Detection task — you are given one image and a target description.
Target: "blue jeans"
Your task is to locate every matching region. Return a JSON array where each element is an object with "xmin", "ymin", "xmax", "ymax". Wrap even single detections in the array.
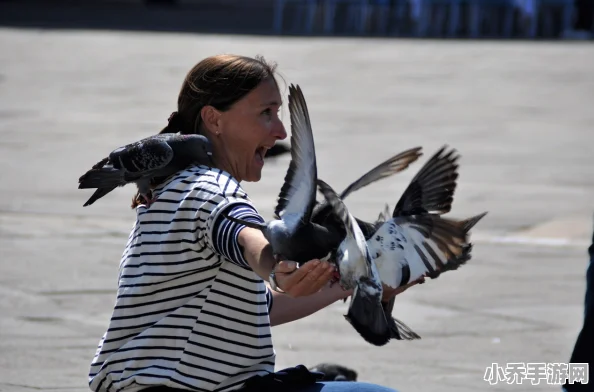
[
  {"xmin": 236, "ymin": 365, "xmax": 397, "ymax": 392},
  {"xmin": 294, "ymin": 382, "xmax": 396, "ymax": 392}
]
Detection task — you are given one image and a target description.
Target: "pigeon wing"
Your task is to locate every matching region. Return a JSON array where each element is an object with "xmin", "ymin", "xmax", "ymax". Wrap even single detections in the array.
[
  {"xmin": 307, "ymin": 148, "xmax": 421, "ymax": 225},
  {"xmin": 109, "ymin": 136, "xmax": 174, "ymax": 175},
  {"xmin": 274, "ymin": 84, "xmax": 318, "ymax": 228},
  {"xmin": 393, "ymin": 145, "xmax": 460, "ymax": 217},
  {"xmin": 339, "ymin": 147, "xmax": 423, "ymax": 199},
  {"xmin": 372, "ymin": 215, "xmax": 468, "ymax": 288}
]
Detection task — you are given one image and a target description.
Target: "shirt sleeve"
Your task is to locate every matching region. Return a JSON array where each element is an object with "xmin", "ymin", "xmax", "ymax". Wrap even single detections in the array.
[{"xmin": 208, "ymin": 201, "xmax": 266, "ymax": 269}]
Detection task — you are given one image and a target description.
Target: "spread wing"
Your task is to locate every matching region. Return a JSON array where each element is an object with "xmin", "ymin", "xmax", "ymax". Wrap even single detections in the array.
[
  {"xmin": 273, "ymin": 84, "xmax": 318, "ymax": 229},
  {"xmin": 393, "ymin": 145, "xmax": 459, "ymax": 217},
  {"xmin": 339, "ymin": 147, "xmax": 422, "ymax": 199}
]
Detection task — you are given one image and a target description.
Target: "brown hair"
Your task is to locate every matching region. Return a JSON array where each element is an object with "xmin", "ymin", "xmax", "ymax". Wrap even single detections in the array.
[
  {"xmin": 162, "ymin": 54, "xmax": 279, "ymax": 136},
  {"xmin": 131, "ymin": 54, "xmax": 279, "ymax": 208}
]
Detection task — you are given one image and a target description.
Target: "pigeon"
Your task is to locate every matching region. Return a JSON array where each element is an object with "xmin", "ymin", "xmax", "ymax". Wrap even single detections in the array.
[
  {"xmin": 317, "ymin": 178, "xmax": 421, "ymax": 346},
  {"xmin": 346, "ymin": 147, "xmax": 486, "ymax": 345},
  {"xmin": 78, "ymin": 133, "xmax": 213, "ymax": 207},
  {"xmin": 223, "ymin": 84, "xmax": 422, "ymax": 264},
  {"xmin": 327, "ymin": 145, "xmax": 462, "ymax": 292},
  {"xmin": 317, "ymin": 144, "xmax": 483, "ymax": 347},
  {"xmin": 369, "ymin": 144, "xmax": 487, "ymax": 290},
  {"xmin": 308, "ymin": 363, "xmax": 358, "ymax": 382},
  {"xmin": 320, "ymin": 144, "xmax": 463, "ymax": 291}
]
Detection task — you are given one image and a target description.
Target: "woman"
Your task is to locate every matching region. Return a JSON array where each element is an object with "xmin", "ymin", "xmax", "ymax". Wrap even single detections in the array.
[{"xmin": 89, "ymin": 54, "xmax": 417, "ymax": 392}]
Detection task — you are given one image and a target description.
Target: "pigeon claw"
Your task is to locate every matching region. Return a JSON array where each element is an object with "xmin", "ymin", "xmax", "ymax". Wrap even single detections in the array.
[{"xmin": 140, "ymin": 192, "xmax": 158, "ymax": 208}]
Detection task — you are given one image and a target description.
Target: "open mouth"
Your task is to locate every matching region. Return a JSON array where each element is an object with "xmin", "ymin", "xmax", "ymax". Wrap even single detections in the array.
[{"xmin": 255, "ymin": 147, "xmax": 268, "ymax": 164}]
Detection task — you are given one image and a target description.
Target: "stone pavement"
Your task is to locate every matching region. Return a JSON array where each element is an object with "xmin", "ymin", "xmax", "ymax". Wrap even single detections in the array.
[{"xmin": 0, "ymin": 27, "xmax": 593, "ymax": 392}]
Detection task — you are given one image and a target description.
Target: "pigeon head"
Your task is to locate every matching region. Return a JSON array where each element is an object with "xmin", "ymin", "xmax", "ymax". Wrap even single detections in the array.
[{"xmin": 182, "ymin": 134, "xmax": 213, "ymax": 164}]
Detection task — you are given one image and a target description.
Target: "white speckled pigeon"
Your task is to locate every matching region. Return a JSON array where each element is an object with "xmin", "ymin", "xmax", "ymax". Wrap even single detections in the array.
[
  {"xmin": 316, "ymin": 143, "xmax": 490, "ymax": 346},
  {"xmin": 316, "ymin": 178, "xmax": 423, "ymax": 347},
  {"xmin": 78, "ymin": 133, "xmax": 213, "ymax": 207}
]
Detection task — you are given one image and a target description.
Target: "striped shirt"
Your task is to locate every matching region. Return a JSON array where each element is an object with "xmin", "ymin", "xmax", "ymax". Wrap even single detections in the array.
[{"xmin": 89, "ymin": 165, "xmax": 275, "ymax": 392}]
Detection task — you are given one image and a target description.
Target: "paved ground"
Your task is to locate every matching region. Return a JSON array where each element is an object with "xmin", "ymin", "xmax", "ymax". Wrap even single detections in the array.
[{"xmin": 0, "ymin": 26, "xmax": 593, "ymax": 392}]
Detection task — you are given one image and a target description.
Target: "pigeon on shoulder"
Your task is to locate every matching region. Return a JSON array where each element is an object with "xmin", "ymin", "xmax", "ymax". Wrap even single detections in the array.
[{"xmin": 78, "ymin": 133, "xmax": 213, "ymax": 207}]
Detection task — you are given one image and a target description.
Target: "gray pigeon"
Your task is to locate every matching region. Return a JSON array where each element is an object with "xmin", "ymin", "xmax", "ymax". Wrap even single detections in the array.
[
  {"xmin": 78, "ymin": 133, "xmax": 213, "ymax": 207},
  {"xmin": 308, "ymin": 363, "xmax": 358, "ymax": 382},
  {"xmin": 223, "ymin": 84, "xmax": 421, "ymax": 264}
]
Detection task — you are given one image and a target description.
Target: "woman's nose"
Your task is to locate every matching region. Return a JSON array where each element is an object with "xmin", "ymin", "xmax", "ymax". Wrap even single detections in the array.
[{"xmin": 272, "ymin": 120, "xmax": 287, "ymax": 140}]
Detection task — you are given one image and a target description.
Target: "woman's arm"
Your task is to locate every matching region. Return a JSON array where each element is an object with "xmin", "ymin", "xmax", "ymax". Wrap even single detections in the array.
[
  {"xmin": 269, "ymin": 283, "xmax": 352, "ymax": 326},
  {"xmin": 236, "ymin": 225, "xmax": 279, "ymax": 281}
]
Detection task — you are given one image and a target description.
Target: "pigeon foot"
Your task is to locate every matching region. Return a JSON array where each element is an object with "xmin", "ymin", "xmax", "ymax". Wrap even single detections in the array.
[{"xmin": 140, "ymin": 192, "xmax": 158, "ymax": 207}]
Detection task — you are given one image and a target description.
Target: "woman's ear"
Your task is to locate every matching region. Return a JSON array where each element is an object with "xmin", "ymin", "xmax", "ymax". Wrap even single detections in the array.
[{"xmin": 200, "ymin": 105, "xmax": 222, "ymax": 136}]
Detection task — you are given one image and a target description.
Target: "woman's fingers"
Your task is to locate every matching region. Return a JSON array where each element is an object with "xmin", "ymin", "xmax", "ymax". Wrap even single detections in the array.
[
  {"xmin": 275, "ymin": 259, "xmax": 335, "ymax": 297},
  {"xmin": 274, "ymin": 260, "xmax": 299, "ymax": 274}
]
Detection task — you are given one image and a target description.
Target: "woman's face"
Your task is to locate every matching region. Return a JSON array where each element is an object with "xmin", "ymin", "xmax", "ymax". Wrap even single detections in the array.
[{"xmin": 214, "ymin": 78, "xmax": 287, "ymax": 182}]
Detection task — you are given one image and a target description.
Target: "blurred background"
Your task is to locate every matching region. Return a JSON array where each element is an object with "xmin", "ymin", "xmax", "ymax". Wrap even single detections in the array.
[
  {"xmin": 0, "ymin": 0, "xmax": 593, "ymax": 391},
  {"xmin": 0, "ymin": 0, "xmax": 592, "ymax": 39}
]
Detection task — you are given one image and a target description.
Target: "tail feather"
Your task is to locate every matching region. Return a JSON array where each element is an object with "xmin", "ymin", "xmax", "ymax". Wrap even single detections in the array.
[
  {"xmin": 83, "ymin": 186, "xmax": 118, "ymax": 207},
  {"xmin": 78, "ymin": 167, "xmax": 126, "ymax": 189},
  {"xmin": 460, "ymin": 211, "xmax": 488, "ymax": 233},
  {"xmin": 393, "ymin": 145, "xmax": 460, "ymax": 217},
  {"xmin": 346, "ymin": 290, "xmax": 421, "ymax": 344},
  {"xmin": 389, "ymin": 316, "xmax": 421, "ymax": 340},
  {"xmin": 382, "ymin": 297, "xmax": 421, "ymax": 340},
  {"xmin": 423, "ymin": 213, "xmax": 487, "ymax": 279},
  {"xmin": 391, "ymin": 214, "xmax": 470, "ymax": 281},
  {"xmin": 345, "ymin": 280, "xmax": 392, "ymax": 346}
]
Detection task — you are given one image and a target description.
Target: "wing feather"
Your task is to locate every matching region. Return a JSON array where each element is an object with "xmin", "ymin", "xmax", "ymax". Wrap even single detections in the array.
[
  {"xmin": 274, "ymin": 85, "xmax": 317, "ymax": 229},
  {"xmin": 110, "ymin": 137, "xmax": 174, "ymax": 174}
]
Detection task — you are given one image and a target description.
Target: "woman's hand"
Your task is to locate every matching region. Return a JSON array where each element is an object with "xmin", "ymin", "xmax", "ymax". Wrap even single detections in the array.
[
  {"xmin": 381, "ymin": 276, "xmax": 425, "ymax": 302},
  {"xmin": 274, "ymin": 259, "xmax": 337, "ymax": 298}
]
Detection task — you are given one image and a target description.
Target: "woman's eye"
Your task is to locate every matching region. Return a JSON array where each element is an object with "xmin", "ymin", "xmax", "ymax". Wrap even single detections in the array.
[{"xmin": 262, "ymin": 108, "xmax": 271, "ymax": 116}]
